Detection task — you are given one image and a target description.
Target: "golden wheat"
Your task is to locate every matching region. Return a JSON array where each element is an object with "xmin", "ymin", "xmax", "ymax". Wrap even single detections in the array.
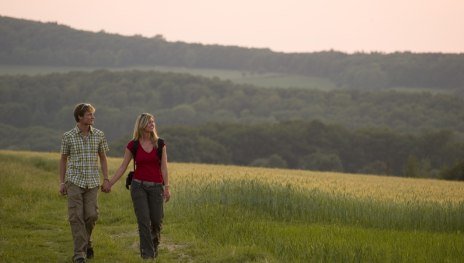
[
  {"xmin": 3, "ymin": 150, "xmax": 463, "ymax": 204},
  {"xmin": 170, "ymin": 163, "xmax": 464, "ymax": 204}
]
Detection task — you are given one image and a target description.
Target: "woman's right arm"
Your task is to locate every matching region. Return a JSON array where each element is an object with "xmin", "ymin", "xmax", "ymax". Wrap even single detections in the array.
[{"xmin": 108, "ymin": 148, "xmax": 133, "ymax": 188}]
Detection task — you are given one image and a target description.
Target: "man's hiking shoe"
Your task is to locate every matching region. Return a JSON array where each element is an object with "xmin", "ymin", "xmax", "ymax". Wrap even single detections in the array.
[
  {"xmin": 73, "ymin": 257, "xmax": 86, "ymax": 263},
  {"xmin": 86, "ymin": 247, "xmax": 94, "ymax": 259}
]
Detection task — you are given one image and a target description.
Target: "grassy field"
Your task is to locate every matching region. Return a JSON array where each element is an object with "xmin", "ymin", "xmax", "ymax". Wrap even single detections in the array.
[
  {"xmin": 1, "ymin": 65, "xmax": 452, "ymax": 94},
  {"xmin": 0, "ymin": 64, "xmax": 336, "ymax": 91},
  {"xmin": 1, "ymin": 150, "xmax": 463, "ymax": 262}
]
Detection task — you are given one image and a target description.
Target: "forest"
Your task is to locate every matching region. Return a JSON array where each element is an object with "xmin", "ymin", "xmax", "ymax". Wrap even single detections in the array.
[
  {"xmin": 1, "ymin": 70, "xmax": 463, "ymax": 180},
  {"xmin": 1, "ymin": 15, "xmax": 464, "ymax": 180},
  {"xmin": 1, "ymin": 15, "xmax": 464, "ymax": 92}
]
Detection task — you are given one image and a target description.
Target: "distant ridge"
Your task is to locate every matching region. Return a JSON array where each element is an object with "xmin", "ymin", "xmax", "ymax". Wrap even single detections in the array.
[{"xmin": 1, "ymin": 15, "xmax": 464, "ymax": 90}]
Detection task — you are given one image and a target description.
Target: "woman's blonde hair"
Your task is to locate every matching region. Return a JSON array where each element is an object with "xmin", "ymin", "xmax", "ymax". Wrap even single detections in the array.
[{"xmin": 132, "ymin": 113, "xmax": 159, "ymax": 145}]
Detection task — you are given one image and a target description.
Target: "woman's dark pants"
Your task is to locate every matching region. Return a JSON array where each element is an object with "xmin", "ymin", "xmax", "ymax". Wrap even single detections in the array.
[{"xmin": 130, "ymin": 180, "xmax": 164, "ymax": 259}]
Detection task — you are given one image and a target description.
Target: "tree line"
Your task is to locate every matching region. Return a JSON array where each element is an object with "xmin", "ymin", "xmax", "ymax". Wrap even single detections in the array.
[
  {"xmin": 1, "ymin": 70, "xmax": 464, "ymax": 141},
  {"xmin": 1, "ymin": 16, "xmax": 464, "ymax": 92},
  {"xmin": 108, "ymin": 121, "xmax": 462, "ymax": 180},
  {"xmin": 1, "ymin": 70, "xmax": 464, "ymax": 179}
]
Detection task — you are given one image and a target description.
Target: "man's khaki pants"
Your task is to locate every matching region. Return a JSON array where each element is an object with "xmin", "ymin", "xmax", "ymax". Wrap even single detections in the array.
[{"xmin": 67, "ymin": 182, "xmax": 99, "ymax": 260}]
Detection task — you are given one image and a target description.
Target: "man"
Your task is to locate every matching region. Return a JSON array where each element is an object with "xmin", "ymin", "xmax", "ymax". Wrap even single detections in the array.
[{"xmin": 59, "ymin": 103, "xmax": 110, "ymax": 263}]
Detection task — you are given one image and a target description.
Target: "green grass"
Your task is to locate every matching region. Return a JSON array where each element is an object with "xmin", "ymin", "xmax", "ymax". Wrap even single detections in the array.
[
  {"xmin": 1, "ymin": 150, "xmax": 463, "ymax": 262},
  {"xmin": 0, "ymin": 64, "xmax": 336, "ymax": 90},
  {"xmin": 389, "ymin": 86, "xmax": 453, "ymax": 95},
  {"xmin": 2, "ymin": 65, "xmax": 451, "ymax": 93},
  {"xmin": 170, "ymin": 178, "xmax": 463, "ymax": 262}
]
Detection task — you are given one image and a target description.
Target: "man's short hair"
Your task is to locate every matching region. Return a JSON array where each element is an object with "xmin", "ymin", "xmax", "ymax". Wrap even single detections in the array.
[{"xmin": 73, "ymin": 103, "xmax": 95, "ymax": 122}]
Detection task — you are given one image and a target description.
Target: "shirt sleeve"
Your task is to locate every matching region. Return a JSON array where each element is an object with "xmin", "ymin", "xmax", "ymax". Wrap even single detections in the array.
[
  {"xmin": 60, "ymin": 134, "xmax": 70, "ymax": 155},
  {"xmin": 126, "ymin": 140, "xmax": 134, "ymax": 153},
  {"xmin": 98, "ymin": 132, "xmax": 110, "ymax": 153}
]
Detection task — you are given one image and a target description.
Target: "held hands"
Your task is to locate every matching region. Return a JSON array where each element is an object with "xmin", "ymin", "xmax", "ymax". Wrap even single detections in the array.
[{"xmin": 101, "ymin": 179, "xmax": 112, "ymax": 193}]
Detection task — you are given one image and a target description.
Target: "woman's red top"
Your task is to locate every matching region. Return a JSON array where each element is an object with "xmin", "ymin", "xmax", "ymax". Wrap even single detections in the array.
[{"xmin": 127, "ymin": 140, "xmax": 163, "ymax": 183}]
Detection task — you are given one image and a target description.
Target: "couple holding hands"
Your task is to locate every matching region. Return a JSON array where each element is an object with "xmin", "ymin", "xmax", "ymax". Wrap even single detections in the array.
[{"xmin": 60, "ymin": 103, "xmax": 170, "ymax": 262}]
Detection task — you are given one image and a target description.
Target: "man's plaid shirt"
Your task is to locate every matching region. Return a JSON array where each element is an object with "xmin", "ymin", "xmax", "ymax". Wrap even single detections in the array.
[{"xmin": 60, "ymin": 126, "xmax": 109, "ymax": 188}]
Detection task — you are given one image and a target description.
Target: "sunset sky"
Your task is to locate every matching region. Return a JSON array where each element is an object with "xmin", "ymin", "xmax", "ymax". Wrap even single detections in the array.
[{"xmin": 1, "ymin": 0, "xmax": 463, "ymax": 53}]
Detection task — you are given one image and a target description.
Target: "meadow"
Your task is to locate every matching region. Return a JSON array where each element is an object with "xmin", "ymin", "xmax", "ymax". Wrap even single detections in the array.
[
  {"xmin": 1, "ymin": 65, "xmax": 449, "ymax": 95},
  {"xmin": 0, "ymin": 64, "xmax": 336, "ymax": 91},
  {"xmin": 0, "ymin": 150, "xmax": 463, "ymax": 262}
]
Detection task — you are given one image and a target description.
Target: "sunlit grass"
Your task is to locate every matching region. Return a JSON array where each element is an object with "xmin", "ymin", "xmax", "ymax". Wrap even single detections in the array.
[
  {"xmin": 170, "ymin": 162, "xmax": 464, "ymax": 204},
  {"xmin": 1, "ymin": 150, "xmax": 463, "ymax": 262}
]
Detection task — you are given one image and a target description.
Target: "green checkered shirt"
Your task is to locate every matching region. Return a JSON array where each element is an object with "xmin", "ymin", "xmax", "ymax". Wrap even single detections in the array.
[{"xmin": 60, "ymin": 126, "xmax": 109, "ymax": 189}]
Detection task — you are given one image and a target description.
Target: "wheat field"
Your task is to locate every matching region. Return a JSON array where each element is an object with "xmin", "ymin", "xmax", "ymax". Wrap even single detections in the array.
[{"xmin": 1, "ymin": 150, "xmax": 463, "ymax": 262}]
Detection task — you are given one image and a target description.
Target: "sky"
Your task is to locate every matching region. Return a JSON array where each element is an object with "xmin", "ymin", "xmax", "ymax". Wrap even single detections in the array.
[{"xmin": 1, "ymin": 0, "xmax": 463, "ymax": 54}]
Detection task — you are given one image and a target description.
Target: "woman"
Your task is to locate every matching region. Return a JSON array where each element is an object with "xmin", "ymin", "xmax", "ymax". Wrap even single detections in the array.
[{"xmin": 103, "ymin": 113, "xmax": 170, "ymax": 259}]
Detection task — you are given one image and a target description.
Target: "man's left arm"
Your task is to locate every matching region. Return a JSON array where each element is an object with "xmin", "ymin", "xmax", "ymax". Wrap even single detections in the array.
[
  {"xmin": 99, "ymin": 151, "xmax": 109, "ymax": 182},
  {"xmin": 98, "ymin": 133, "xmax": 110, "ymax": 189}
]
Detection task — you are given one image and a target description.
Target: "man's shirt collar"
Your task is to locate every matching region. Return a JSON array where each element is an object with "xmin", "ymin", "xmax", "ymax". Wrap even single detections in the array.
[{"xmin": 73, "ymin": 125, "xmax": 94, "ymax": 135}]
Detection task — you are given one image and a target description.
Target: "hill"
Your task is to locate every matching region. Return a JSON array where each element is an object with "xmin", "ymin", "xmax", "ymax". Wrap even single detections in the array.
[
  {"xmin": 1, "ymin": 15, "xmax": 464, "ymax": 92},
  {"xmin": 2, "ymin": 70, "xmax": 464, "ymax": 178},
  {"xmin": 1, "ymin": 150, "xmax": 463, "ymax": 262},
  {"xmin": 0, "ymin": 64, "xmax": 338, "ymax": 91},
  {"xmin": 2, "ymin": 15, "xmax": 464, "ymax": 180}
]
